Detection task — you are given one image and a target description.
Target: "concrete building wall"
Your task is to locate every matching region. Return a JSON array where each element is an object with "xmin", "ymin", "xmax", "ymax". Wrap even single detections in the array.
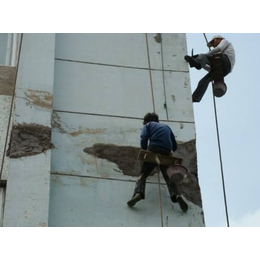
[
  {"xmin": 0, "ymin": 65, "xmax": 16, "ymax": 226},
  {"xmin": 1, "ymin": 33, "xmax": 204, "ymax": 227},
  {"xmin": 0, "ymin": 66, "xmax": 16, "ymax": 182},
  {"xmin": 49, "ymin": 33, "xmax": 203, "ymax": 227},
  {"xmin": 2, "ymin": 34, "xmax": 55, "ymax": 227}
]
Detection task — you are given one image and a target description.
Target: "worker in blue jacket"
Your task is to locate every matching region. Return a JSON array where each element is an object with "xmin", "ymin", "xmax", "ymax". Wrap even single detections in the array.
[{"xmin": 127, "ymin": 112, "xmax": 188, "ymax": 212}]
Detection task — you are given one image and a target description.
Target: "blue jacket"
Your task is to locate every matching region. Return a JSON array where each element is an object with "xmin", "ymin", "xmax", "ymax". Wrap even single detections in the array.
[{"xmin": 140, "ymin": 122, "xmax": 177, "ymax": 152}]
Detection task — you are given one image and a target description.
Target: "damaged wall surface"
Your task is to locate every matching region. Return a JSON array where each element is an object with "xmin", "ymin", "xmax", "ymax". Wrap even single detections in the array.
[
  {"xmin": 83, "ymin": 140, "xmax": 201, "ymax": 207},
  {"xmin": 0, "ymin": 66, "xmax": 16, "ymax": 182},
  {"xmin": 49, "ymin": 33, "xmax": 204, "ymax": 227},
  {"xmin": 2, "ymin": 34, "xmax": 55, "ymax": 227},
  {"xmin": 1, "ymin": 33, "xmax": 204, "ymax": 227},
  {"xmin": 7, "ymin": 124, "xmax": 53, "ymax": 158}
]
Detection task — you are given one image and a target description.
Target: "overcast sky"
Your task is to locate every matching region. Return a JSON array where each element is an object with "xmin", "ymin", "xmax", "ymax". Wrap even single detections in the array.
[{"xmin": 186, "ymin": 33, "xmax": 260, "ymax": 227}]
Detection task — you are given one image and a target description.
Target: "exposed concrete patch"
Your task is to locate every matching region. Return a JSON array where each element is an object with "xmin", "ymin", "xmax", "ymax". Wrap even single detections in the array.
[
  {"xmin": 7, "ymin": 123, "xmax": 54, "ymax": 158},
  {"xmin": 174, "ymin": 140, "xmax": 197, "ymax": 175},
  {"xmin": 154, "ymin": 33, "xmax": 162, "ymax": 43},
  {"xmin": 84, "ymin": 144, "xmax": 141, "ymax": 177},
  {"xmin": 83, "ymin": 140, "xmax": 202, "ymax": 207},
  {"xmin": 179, "ymin": 173, "xmax": 202, "ymax": 207},
  {"xmin": 0, "ymin": 66, "xmax": 16, "ymax": 96},
  {"xmin": 24, "ymin": 89, "xmax": 52, "ymax": 109}
]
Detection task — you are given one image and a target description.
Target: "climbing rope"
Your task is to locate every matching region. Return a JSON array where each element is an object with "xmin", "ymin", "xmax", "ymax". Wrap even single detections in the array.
[
  {"xmin": 155, "ymin": 155, "xmax": 164, "ymax": 227},
  {"xmin": 145, "ymin": 33, "xmax": 156, "ymax": 113},
  {"xmin": 202, "ymin": 33, "xmax": 230, "ymax": 227},
  {"xmin": 159, "ymin": 36, "xmax": 169, "ymax": 120}
]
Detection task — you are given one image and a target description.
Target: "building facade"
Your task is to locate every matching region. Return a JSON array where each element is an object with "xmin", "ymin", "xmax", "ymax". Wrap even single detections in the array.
[{"xmin": 0, "ymin": 33, "xmax": 204, "ymax": 226}]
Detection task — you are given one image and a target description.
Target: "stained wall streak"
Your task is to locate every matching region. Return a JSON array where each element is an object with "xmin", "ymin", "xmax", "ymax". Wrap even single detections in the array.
[{"xmin": 23, "ymin": 89, "xmax": 52, "ymax": 109}]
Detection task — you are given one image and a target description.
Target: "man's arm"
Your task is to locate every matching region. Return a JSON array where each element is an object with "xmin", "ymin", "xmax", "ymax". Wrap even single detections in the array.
[
  {"xmin": 171, "ymin": 132, "xmax": 177, "ymax": 152},
  {"xmin": 140, "ymin": 125, "xmax": 149, "ymax": 150},
  {"xmin": 207, "ymin": 39, "xmax": 230, "ymax": 55}
]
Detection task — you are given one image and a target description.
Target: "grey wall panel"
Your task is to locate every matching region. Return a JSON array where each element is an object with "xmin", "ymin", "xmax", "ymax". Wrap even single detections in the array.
[
  {"xmin": 49, "ymin": 174, "xmax": 204, "ymax": 227},
  {"xmin": 151, "ymin": 70, "xmax": 193, "ymax": 122},
  {"xmin": 49, "ymin": 174, "xmax": 162, "ymax": 227},
  {"xmin": 147, "ymin": 33, "xmax": 188, "ymax": 71},
  {"xmin": 4, "ymin": 152, "xmax": 51, "ymax": 227},
  {"xmin": 55, "ymin": 33, "xmax": 149, "ymax": 68},
  {"xmin": 53, "ymin": 60, "xmax": 154, "ymax": 117}
]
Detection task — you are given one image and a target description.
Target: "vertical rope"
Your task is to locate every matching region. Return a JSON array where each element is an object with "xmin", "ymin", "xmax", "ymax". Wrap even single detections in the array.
[
  {"xmin": 155, "ymin": 155, "xmax": 164, "ymax": 227},
  {"xmin": 160, "ymin": 35, "xmax": 169, "ymax": 120},
  {"xmin": 145, "ymin": 33, "xmax": 156, "ymax": 113},
  {"xmin": 203, "ymin": 33, "xmax": 230, "ymax": 227},
  {"xmin": 157, "ymin": 170, "xmax": 164, "ymax": 227},
  {"xmin": 146, "ymin": 33, "xmax": 165, "ymax": 226},
  {"xmin": 212, "ymin": 96, "xmax": 230, "ymax": 227}
]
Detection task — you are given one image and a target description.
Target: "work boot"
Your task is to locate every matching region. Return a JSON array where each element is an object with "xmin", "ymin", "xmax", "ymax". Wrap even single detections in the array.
[
  {"xmin": 171, "ymin": 194, "xmax": 177, "ymax": 203},
  {"xmin": 184, "ymin": 55, "xmax": 201, "ymax": 70},
  {"xmin": 127, "ymin": 193, "xmax": 142, "ymax": 207},
  {"xmin": 177, "ymin": 195, "xmax": 188, "ymax": 212},
  {"xmin": 192, "ymin": 96, "xmax": 199, "ymax": 103}
]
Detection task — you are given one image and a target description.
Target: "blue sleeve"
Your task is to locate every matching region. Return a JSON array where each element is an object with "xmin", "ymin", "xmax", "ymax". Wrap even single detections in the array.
[
  {"xmin": 171, "ymin": 132, "xmax": 177, "ymax": 152},
  {"xmin": 140, "ymin": 125, "xmax": 149, "ymax": 150}
]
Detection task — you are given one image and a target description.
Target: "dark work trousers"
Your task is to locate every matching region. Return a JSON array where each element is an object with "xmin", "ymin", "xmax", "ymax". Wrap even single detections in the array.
[
  {"xmin": 192, "ymin": 54, "xmax": 231, "ymax": 102},
  {"xmin": 133, "ymin": 146, "xmax": 180, "ymax": 203}
]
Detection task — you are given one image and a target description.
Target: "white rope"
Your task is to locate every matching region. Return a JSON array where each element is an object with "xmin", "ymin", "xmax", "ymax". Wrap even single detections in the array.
[
  {"xmin": 159, "ymin": 35, "xmax": 169, "ymax": 120},
  {"xmin": 202, "ymin": 33, "xmax": 230, "ymax": 227},
  {"xmin": 155, "ymin": 155, "xmax": 164, "ymax": 227}
]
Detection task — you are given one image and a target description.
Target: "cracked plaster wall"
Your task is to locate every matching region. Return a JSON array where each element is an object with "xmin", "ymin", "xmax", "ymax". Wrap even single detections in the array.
[
  {"xmin": 0, "ymin": 66, "xmax": 16, "ymax": 182},
  {"xmin": 3, "ymin": 34, "xmax": 55, "ymax": 227},
  {"xmin": 83, "ymin": 141, "xmax": 201, "ymax": 207}
]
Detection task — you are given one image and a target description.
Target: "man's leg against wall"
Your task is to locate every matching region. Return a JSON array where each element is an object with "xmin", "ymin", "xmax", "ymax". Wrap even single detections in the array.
[
  {"xmin": 160, "ymin": 166, "xmax": 180, "ymax": 202},
  {"xmin": 192, "ymin": 72, "xmax": 212, "ymax": 102},
  {"xmin": 196, "ymin": 54, "xmax": 211, "ymax": 68},
  {"xmin": 127, "ymin": 162, "xmax": 156, "ymax": 207},
  {"xmin": 133, "ymin": 162, "xmax": 156, "ymax": 199},
  {"xmin": 161, "ymin": 166, "xmax": 188, "ymax": 212}
]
